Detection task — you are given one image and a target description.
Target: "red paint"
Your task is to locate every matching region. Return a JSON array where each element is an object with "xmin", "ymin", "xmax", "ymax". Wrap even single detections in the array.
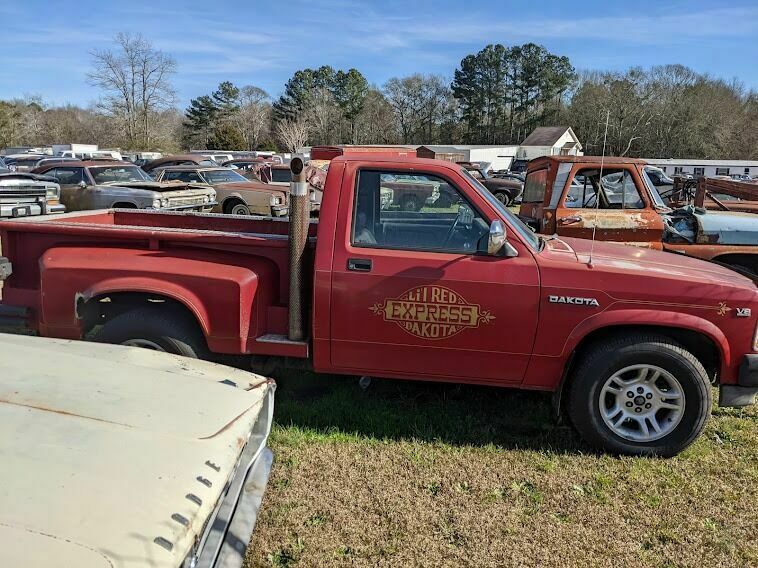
[{"xmin": 1, "ymin": 156, "xmax": 756, "ymax": 392}]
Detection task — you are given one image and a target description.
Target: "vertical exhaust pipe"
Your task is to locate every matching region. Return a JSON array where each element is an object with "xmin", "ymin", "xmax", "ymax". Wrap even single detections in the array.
[{"xmin": 288, "ymin": 156, "xmax": 309, "ymax": 341}]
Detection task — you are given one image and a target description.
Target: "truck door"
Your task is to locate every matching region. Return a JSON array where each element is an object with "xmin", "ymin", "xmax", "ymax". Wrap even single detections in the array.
[
  {"xmin": 329, "ymin": 165, "xmax": 540, "ymax": 384},
  {"xmin": 553, "ymin": 166, "xmax": 664, "ymax": 244}
]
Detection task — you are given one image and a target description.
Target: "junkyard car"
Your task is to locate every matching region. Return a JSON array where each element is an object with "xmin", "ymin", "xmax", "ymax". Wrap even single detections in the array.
[
  {"xmin": 142, "ymin": 154, "xmax": 219, "ymax": 175},
  {"xmin": 0, "ymin": 333, "xmax": 274, "ymax": 568},
  {"xmin": 156, "ymin": 166, "xmax": 288, "ymax": 217},
  {"xmin": 4, "ymin": 154, "xmax": 46, "ymax": 172},
  {"xmin": 520, "ymin": 155, "xmax": 758, "ymax": 277},
  {"xmin": 32, "ymin": 160, "xmax": 216, "ymax": 212},
  {"xmin": 459, "ymin": 161, "xmax": 524, "ymax": 206},
  {"xmin": 0, "ymin": 172, "xmax": 64, "ymax": 217}
]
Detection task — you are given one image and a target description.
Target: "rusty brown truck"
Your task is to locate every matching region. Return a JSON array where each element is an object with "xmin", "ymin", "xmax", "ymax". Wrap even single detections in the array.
[{"xmin": 519, "ymin": 155, "xmax": 758, "ymax": 276}]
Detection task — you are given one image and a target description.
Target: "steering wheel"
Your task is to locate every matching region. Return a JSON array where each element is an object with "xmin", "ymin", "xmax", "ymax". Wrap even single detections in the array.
[{"xmin": 442, "ymin": 211, "xmax": 463, "ymax": 248}]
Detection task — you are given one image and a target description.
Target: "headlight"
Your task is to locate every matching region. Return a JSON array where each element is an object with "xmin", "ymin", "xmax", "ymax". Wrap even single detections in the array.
[
  {"xmin": 161, "ymin": 198, "xmax": 169, "ymax": 207},
  {"xmin": 151, "ymin": 198, "xmax": 162, "ymax": 208},
  {"xmin": 45, "ymin": 185, "xmax": 60, "ymax": 200},
  {"xmin": 310, "ymin": 191, "xmax": 317, "ymax": 202},
  {"xmin": 270, "ymin": 195, "xmax": 283, "ymax": 205}
]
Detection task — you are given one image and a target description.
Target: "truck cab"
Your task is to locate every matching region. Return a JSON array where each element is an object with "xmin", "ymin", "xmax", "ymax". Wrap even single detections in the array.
[{"xmin": 519, "ymin": 156, "xmax": 667, "ymax": 245}]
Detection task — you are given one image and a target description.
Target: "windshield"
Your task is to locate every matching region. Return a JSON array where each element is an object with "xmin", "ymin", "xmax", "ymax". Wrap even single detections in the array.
[
  {"xmin": 460, "ymin": 168, "xmax": 540, "ymax": 251},
  {"xmin": 202, "ymin": 169, "xmax": 248, "ymax": 184},
  {"xmin": 89, "ymin": 165, "xmax": 152, "ymax": 184},
  {"xmin": 640, "ymin": 168, "xmax": 668, "ymax": 208}
]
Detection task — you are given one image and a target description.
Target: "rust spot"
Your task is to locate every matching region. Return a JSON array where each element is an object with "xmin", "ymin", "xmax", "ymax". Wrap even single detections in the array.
[{"xmin": 0, "ymin": 398, "xmax": 133, "ymax": 428}]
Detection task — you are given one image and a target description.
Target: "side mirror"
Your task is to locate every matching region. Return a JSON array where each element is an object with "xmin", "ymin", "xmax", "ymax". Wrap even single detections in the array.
[
  {"xmin": 78, "ymin": 181, "xmax": 87, "ymax": 189},
  {"xmin": 487, "ymin": 219, "xmax": 518, "ymax": 257},
  {"xmin": 487, "ymin": 219, "xmax": 506, "ymax": 255}
]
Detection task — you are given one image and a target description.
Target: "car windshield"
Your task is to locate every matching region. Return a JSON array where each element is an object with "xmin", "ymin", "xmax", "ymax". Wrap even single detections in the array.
[
  {"xmin": 640, "ymin": 168, "xmax": 668, "ymax": 208},
  {"xmin": 89, "ymin": 165, "xmax": 153, "ymax": 184},
  {"xmin": 460, "ymin": 168, "xmax": 540, "ymax": 251},
  {"xmin": 202, "ymin": 169, "xmax": 248, "ymax": 184}
]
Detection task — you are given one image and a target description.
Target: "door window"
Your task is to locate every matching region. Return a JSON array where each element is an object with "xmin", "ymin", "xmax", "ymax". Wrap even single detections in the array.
[
  {"xmin": 47, "ymin": 167, "xmax": 85, "ymax": 185},
  {"xmin": 352, "ymin": 170, "xmax": 489, "ymax": 255},
  {"xmin": 564, "ymin": 168, "xmax": 644, "ymax": 209}
]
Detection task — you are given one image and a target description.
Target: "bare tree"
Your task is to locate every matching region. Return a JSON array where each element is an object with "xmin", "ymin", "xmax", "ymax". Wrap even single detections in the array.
[
  {"xmin": 229, "ymin": 85, "xmax": 271, "ymax": 150},
  {"xmin": 276, "ymin": 118, "xmax": 310, "ymax": 152},
  {"xmin": 88, "ymin": 33, "xmax": 176, "ymax": 149}
]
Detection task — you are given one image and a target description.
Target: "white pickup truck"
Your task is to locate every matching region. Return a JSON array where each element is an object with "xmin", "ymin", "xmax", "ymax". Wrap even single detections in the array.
[{"xmin": 0, "ymin": 334, "xmax": 275, "ymax": 567}]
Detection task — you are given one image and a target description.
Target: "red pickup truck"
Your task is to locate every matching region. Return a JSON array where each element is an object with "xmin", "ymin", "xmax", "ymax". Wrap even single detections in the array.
[{"xmin": 1, "ymin": 155, "xmax": 757, "ymax": 456}]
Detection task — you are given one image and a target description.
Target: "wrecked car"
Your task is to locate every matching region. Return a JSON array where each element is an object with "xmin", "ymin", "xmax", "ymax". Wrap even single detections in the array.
[
  {"xmin": 0, "ymin": 172, "xmax": 65, "ymax": 218},
  {"xmin": 32, "ymin": 160, "xmax": 216, "ymax": 212},
  {"xmin": 458, "ymin": 161, "xmax": 523, "ymax": 206},
  {"xmin": 0, "ymin": 332, "xmax": 274, "ymax": 567},
  {"xmin": 519, "ymin": 155, "xmax": 758, "ymax": 276},
  {"xmin": 155, "ymin": 166, "xmax": 288, "ymax": 217}
]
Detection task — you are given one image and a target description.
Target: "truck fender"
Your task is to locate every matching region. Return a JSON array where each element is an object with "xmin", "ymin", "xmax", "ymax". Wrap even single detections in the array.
[
  {"xmin": 38, "ymin": 246, "xmax": 266, "ymax": 353},
  {"xmin": 562, "ymin": 308, "xmax": 731, "ymax": 377},
  {"xmin": 543, "ymin": 308, "xmax": 731, "ymax": 416}
]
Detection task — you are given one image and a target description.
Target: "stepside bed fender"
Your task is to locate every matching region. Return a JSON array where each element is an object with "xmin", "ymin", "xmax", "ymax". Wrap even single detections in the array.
[{"xmin": 37, "ymin": 246, "xmax": 272, "ymax": 353}]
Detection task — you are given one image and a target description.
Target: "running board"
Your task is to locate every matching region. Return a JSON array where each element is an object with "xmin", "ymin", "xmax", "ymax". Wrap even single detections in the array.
[{"xmin": 255, "ymin": 334, "xmax": 309, "ymax": 358}]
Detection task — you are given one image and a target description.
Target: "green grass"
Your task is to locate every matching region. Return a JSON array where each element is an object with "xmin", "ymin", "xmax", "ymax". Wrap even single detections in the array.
[{"xmin": 245, "ymin": 371, "xmax": 758, "ymax": 567}]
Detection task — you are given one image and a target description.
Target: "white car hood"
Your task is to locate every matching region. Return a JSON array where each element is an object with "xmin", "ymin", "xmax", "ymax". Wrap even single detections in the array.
[{"xmin": 0, "ymin": 334, "xmax": 273, "ymax": 568}]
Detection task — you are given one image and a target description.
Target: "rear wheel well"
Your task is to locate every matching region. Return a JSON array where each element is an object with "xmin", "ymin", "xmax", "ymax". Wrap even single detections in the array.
[
  {"xmin": 79, "ymin": 292, "xmax": 203, "ymax": 338},
  {"xmin": 555, "ymin": 324, "xmax": 720, "ymax": 413}
]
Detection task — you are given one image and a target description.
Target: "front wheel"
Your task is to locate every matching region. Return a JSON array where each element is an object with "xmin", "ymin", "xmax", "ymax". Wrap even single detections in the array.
[{"xmin": 567, "ymin": 334, "xmax": 711, "ymax": 457}]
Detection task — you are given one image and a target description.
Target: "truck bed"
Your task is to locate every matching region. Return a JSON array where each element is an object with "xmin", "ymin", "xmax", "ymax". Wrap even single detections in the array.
[{"xmin": 0, "ymin": 209, "xmax": 318, "ymax": 351}]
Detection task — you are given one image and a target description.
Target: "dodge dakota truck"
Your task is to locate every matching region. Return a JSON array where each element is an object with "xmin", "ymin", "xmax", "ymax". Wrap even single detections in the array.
[
  {"xmin": 1, "ymin": 155, "xmax": 757, "ymax": 457},
  {"xmin": 0, "ymin": 333, "xmax": 274, "ymax": 568},
  {"xmin": 519, "ymin": 155, "xmax": 758, "ymax": 276}
]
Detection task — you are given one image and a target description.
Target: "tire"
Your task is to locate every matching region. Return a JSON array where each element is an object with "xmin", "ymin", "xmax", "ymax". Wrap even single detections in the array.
[
  {"xmin": 494, "ymin": 192, "xmax": 511, "ymax": 207},
  {"xmin": 92, "ymin": 306, "xmax": 208, "ymax": 359},
  {"xmin": 224, "ymin": 199, "xmax": 249, "ymax": 216},
  {"xmin": 567, "ymin": 333, "xmax": 711, "ymax": 457},
  {"xmin": 400, "ymin": 194, "xmax": 421, "ymax": 212}
]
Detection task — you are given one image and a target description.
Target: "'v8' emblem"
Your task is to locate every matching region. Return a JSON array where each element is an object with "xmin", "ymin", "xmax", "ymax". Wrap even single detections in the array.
[{"xmin": 736, "ymin": 308, "xmax": 752, "ymax": 318}]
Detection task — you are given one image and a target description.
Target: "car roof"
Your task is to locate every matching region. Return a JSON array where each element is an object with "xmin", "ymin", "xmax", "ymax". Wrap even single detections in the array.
[
  {"xmin": 160, "ymin": 165, "xmax": 228, "ymax": 172},
  {"xmin": 530, "ymin": 155, "xmax": 648, "ymax": 167},
  {"xmin": 34, "ymin": 159, "xmax": 126, "ymax": 170}
]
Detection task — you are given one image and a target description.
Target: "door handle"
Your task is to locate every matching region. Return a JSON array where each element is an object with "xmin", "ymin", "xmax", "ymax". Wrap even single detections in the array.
[
  {"xmin": 558, "ymin": 215, "xmax": 583, "ymax": 225},
  {"xmin": 347, "ymin": 258, "xmax": 372, "ymax": 272}
]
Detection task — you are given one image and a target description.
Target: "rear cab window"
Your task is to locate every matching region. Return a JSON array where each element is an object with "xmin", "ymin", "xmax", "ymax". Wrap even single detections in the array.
[{"xmin": 523, "ymin": 168, "xmax": 548, "ymax": 204}]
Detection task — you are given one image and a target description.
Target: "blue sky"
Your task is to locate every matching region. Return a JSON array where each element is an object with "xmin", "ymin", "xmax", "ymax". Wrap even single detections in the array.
[{"xmin": 1, "ymin": 0, "xmax": 756, "ymax": 108}]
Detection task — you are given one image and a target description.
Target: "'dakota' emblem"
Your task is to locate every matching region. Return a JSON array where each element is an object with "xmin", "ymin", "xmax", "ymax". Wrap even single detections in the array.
[{"xmin": 370, "ymin": 285, "xmax": 494, "ymax": 340}]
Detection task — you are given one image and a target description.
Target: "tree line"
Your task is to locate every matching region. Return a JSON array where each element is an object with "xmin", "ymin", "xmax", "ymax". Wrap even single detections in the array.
[{"xmin": 1, "ymin": 33, "xmax": 756, "ymax": 160}]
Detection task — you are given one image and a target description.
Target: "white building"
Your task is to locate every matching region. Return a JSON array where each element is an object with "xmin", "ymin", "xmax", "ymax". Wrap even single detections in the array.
[
  {"xmin": 642, "ymin": 158, "xmax": 758, "ymax": 178},
  {"xmin": 416, "ymin": 145, "xmax": 519, "ymax": 171},
  {"xmin": 516, "ymin": 127, "xmax": 583, "ymax": 161}
]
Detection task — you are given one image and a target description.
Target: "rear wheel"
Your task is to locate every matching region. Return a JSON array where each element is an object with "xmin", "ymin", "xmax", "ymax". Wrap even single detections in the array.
[
  {"xmin": 567, "ymin": 334, "xmax": 711, "ymax": 457},
  {"xmin": 494, "ymin": 191, "xmax": 511, "ymax": 207},
  {"xmin": 92, "ymin": 306, "xmax": 208, "ymax": 359},
  {"xmin": 400, "ymin": 194, "xmax": 421, "ymax": 212}
]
